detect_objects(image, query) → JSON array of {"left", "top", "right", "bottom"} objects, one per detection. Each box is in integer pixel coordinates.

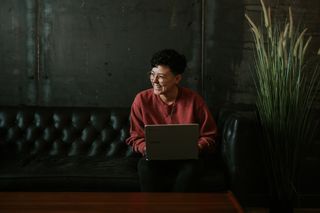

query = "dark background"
[{"left": 0, "top": 0, "right": 319, "bottom": 109}]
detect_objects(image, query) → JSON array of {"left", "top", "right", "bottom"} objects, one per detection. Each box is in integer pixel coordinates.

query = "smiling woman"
[
  {"left": 126, "top": 49, "right": 218, "bottom": 192},
  {"left": 149, "top": 65, "right": 181, "bottom": 105},
  {"left": 149, "top": 49, "right": 185, "bottom": 104}
]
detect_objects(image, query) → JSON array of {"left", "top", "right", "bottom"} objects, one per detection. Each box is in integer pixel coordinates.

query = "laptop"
[{"left": 145, "top": 123, "right": 199, "bottom": 160}]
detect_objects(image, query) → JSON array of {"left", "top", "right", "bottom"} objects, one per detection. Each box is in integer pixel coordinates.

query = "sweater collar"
[{"left": 154, "top": 86, "right": 182, "bottom": 106}]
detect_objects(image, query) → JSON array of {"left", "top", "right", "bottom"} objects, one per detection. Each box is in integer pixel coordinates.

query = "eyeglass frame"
[{"left": 148, "top": 70, "right": 177, "bottom": 82}]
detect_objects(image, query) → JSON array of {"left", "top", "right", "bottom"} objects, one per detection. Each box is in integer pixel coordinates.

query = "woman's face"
[{"left": 149, "top": 65, "right": 181, "bottom": 96}]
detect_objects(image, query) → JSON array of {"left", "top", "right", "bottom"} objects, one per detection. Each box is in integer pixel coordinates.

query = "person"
[{"left": 126, "top": 49, "right": 218, "bottom": 192}]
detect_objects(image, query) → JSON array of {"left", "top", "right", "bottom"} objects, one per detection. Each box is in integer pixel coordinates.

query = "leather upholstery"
[
  {"left": 0, "top": 106, "right": 235, "bottom": 192},
  {"left": 0, "top": 107, "right": 132, "bottom": 157}
]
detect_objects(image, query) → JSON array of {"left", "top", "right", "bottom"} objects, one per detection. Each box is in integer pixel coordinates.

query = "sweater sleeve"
[
  {"left": 197, "top": 102, "right": 218, "bottom": 153},
  {"left": 126, "top": 96, "right": 146, "bottom": 155}
]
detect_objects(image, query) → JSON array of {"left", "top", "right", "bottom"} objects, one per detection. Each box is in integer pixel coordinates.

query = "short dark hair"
[{"left": 150, "top": 49, "right": 187, "bottom": 75}]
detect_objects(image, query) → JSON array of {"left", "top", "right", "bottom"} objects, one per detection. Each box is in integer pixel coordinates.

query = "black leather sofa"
[
  {"left": 0, "top": 106, "right": 237, "bottom": 192},
  {"left": 1, "top": 106, "right": 319, "bottom": 208}
]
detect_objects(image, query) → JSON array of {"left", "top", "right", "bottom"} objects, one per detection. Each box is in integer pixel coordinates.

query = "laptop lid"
[{"left": 145, "top": 123, "right": 199, "bottom": 160}]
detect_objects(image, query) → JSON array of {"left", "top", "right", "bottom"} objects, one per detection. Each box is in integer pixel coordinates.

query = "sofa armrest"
[
  {"left": 220, "top": 112, "right": 239, "bottom": 185},
  {"left": 218, "top": 109, "right": 268, "bottom": 206}
]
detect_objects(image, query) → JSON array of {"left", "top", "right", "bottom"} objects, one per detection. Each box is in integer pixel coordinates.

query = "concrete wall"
[{"left": 0, "top": 0, "right": 319, "bottom": 108}]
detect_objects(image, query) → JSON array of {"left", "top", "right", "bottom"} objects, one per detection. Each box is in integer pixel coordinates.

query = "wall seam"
[
  {"left": 35, "top": 0, "right": 41, "bottom": 105},
  {"left": 201, "top": 0, "right": 206, "bottom": 99}
]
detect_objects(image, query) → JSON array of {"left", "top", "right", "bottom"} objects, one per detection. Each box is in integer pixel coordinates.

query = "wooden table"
[{"left": 0, "top": 192, "right": 244, "bottom": 213}]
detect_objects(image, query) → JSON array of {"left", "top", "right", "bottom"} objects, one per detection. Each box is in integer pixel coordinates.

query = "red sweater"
[{"left": 126, "top": 87, "right": 218, "bottom": 155}]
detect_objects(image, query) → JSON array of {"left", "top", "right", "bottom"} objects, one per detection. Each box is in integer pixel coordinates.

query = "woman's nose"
[{"left": 152, "top": 75, "right": 159, "bottom": 83}]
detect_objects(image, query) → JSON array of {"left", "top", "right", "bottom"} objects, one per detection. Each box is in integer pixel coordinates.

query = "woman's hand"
[
  {"left": 143, "top": 145, "right": 147, "bottom": 156},
  {"left": 197, "top": 143, "right": 204, "bottom": 155}
]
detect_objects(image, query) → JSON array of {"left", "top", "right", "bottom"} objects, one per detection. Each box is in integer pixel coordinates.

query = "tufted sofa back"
[{"left": 0, "top": 106, "right": 135, "bottom": 158}]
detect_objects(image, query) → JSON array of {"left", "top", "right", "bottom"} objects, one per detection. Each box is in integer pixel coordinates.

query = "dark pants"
[{"left": 137, "top": 158, "right": 204, "bottom": 192}]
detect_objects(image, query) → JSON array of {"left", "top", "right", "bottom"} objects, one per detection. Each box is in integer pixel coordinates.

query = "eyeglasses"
[{"left": 148, "top": 71, "right": 170, "bottom": 82}]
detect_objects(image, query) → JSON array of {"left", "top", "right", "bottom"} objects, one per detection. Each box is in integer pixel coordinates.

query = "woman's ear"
[{"left": 175, "top": 74, "right": 182, "bottom": 84}]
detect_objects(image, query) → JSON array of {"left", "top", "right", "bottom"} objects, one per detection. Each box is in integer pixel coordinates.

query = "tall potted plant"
[{"left": 245, "top": 0, "right": 320, "bottom": 212}]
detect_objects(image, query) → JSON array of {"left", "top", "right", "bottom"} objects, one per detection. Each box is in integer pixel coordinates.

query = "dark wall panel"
[
  {"left": 204, "top": 0, "right": 244, "bottom": 109},
  {"left": 1, "top": 0, "right": 319, "bottom": 109},
  {"left": 39, "top": 0, "right": 202, "bottom": 107},
  {"left": 0, "top": 0, "right": 37, "bottom": 105}
]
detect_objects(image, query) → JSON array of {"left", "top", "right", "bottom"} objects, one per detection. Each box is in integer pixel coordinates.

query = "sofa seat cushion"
[
  {"left": 0, "top": 155, "right": 140, "bottom": 191},
  {"left": 0, "top": 155, "right": 227, "bottom": 192}
]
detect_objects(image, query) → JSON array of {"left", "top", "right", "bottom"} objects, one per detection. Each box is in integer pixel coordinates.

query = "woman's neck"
[{"left": 160, "top": 86, "right": 179, "bottom": 105}]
